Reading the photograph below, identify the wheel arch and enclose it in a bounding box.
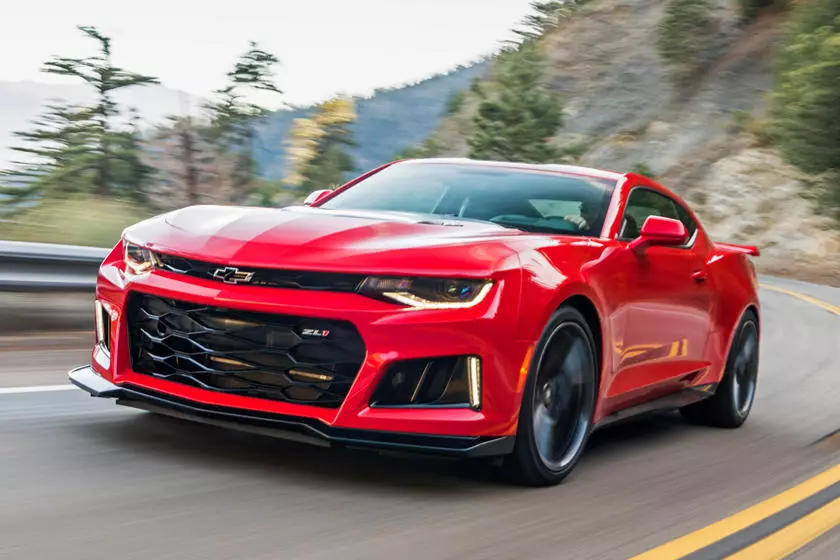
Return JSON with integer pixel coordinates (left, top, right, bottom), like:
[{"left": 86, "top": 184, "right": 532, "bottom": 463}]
[
  {"left": 712, "top": 302, "right": 761, "bottom": 386},
  {"left": 745, "top": 303, "right": 760, "bottom": 330},
  {"left": 559, "top": 294, "right": 604, "bottom": 382}
]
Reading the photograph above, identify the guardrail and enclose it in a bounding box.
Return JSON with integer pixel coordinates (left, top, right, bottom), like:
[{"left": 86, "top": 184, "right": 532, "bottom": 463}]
[{"left": 0, "top": 240, "right": 110, "bottom": 292}]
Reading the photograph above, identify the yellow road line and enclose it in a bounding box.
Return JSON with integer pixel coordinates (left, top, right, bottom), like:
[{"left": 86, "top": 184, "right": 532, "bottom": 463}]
[
  {"left": 725, "top": 497, "right": 840, "bottom": 560},
  {"left": 760, "top": 283, "right": 840, "bottom": 316},
  {"left": 630, "top": 465, "right": 840, "bottom": 559},
  {"left": 634, "top": 283, "right": 840, "bottom": 558}
]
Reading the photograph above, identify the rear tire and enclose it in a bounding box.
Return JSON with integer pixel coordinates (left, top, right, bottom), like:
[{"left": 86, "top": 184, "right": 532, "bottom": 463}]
[
  {"left": 681, "top": 310, "right": 760, "bottom": 428},
  {"left": 501, "top": 306, "right": 598, "bottom": 487}
]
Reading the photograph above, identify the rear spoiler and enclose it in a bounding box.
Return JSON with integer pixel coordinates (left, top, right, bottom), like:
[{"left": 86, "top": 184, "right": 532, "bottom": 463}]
[{"left": 716, "top": 242, "right": 760, "bottom": 257}]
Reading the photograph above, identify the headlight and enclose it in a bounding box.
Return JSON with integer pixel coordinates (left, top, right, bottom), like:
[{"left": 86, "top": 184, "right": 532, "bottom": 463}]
[
  {"left": 357, "top": 276, "right": 492, "bottom": 309},
  {"left": 123, "top": 240, "right": 159, "bottom": 275}
]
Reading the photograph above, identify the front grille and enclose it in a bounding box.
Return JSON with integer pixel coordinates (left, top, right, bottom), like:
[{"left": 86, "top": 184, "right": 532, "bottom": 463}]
[
  {"left": 126, "top": 293, "right": 366, "bottom": 408},
  {"left": 157, "top": 254, "right": 365, "bottom": 292}
]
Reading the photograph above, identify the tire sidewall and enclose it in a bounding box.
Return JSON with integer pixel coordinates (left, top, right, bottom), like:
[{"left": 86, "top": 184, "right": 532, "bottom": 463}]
[
  {"left": 515, "top": 306, "right": 599, "bottom": 483},
  {"left": 723, "top": 310, "right": 760, "bottom": 423}
]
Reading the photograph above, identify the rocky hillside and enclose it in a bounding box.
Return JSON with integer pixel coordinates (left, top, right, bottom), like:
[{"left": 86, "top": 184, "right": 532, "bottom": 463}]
[{"left": 415, "top": 0, "right": 840, "bottom": 283}]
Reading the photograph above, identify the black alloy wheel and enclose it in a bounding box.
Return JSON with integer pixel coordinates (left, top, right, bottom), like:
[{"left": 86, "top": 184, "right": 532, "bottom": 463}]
[
  {"left": 503, "top": 306, "right": 598, "bottom": 486},
  {"left": 731, "top": 319, "right": 759, "bottom": 418},
  {"left": 681, "top": 310, "right": 760, "bottom": 428}
]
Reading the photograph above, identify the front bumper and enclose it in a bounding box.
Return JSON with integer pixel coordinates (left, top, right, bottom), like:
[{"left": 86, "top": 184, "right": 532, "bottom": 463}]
[
  {"left": 69, "top": 365, "right": 515, "bottom": 457},
  {"left": 90, "top": 250, "right": 532, "bottom": 440}
]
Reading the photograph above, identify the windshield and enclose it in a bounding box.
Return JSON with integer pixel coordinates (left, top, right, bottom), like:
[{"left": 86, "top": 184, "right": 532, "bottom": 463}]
[{"left": 318, "top": 162, "right": 617, "bottom": 236}]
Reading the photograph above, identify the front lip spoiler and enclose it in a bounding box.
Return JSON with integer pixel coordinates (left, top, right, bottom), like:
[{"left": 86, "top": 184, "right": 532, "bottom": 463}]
[{"left": 68, "top": 365, "right": 514, "bottom": 458}]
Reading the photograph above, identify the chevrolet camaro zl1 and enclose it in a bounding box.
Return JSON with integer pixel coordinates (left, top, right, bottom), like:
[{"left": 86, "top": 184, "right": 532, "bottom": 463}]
[{"left": 69, "top": 158, "right": 761, "bottom": 486}]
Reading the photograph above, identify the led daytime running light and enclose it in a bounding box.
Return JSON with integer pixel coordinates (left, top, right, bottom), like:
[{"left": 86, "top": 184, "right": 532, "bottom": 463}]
[
  {"left": 467, "top": 356, "right": 482, "bottom": 409},
  {"left": 381, "top": 283, "right": 493, "bottom": 309},
  {"left": 358, "top": 276, "right": 493, "bottom": 309}
]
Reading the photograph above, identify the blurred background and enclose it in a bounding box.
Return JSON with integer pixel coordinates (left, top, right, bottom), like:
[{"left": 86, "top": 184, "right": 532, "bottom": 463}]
[
  {"left": 1, "top": 0, "right": 838, "bottom": 280},
  {"left": 1, "top": 1, "right": 840, "bottom": 558}
]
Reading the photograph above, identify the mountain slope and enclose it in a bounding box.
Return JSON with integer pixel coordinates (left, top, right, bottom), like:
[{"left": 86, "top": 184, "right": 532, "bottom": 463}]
[{"left": 416, "top": 0, "right": 840, "bottom": 282}]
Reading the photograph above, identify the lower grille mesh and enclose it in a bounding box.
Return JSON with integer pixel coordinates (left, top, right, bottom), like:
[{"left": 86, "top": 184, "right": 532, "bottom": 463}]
[{"left": 127, "top": 293, "right": 366, "bottom": 407}]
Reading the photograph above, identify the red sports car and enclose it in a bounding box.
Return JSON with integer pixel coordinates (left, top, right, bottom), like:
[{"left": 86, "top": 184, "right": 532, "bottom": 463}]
[{"left": 69, "top": 158, "right": 761, "bottom": 486}]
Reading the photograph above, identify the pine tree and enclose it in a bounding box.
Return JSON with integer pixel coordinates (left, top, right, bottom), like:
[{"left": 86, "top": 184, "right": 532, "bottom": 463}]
[
  {"left": 205, "top": 42, "right": 283, "bottom": 203},
  {"left": 511, "top": 1, "right": 575, "bottom": 43},
  {"left": 108, "top": 108, "right": 155, "bottom": 203},
  {"left": 0, "top": 103, "right": 98, "bottom": 204},
  {"left": 769, "top": 0, "right": 840, "bottom": 213},
  {"left": 393, "top": 137, "right": 442, "bottom": 160},
  {"left": 467, "top": 42, "right": 562, "bottom": 163},
  {"left": 738, "top": 0, "right": 787, "bottom": 22},
  {"left": 41, "top": 25, "right": 159, "bottom": 196},
  {"left": 656, "top": 0, "right": 719, "bottom": 88}
]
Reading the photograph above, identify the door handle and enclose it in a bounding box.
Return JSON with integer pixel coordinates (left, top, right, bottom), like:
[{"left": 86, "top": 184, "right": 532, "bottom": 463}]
[{"left": 692, "top": 270, "right": 708, "bottom": 283}]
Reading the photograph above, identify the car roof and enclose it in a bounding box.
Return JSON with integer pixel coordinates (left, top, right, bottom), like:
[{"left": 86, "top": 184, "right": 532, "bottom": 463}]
[{"left": 396, "top": 158, "right": 625, "bottom": 183}]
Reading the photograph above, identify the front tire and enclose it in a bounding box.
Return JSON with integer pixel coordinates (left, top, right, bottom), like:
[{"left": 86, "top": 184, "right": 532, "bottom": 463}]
[
  {"left": 681, "top": 310, "right": 760, "bottom": 428},
  {"left": 502, "top": 306, "right": 598, "bottom": 486}
]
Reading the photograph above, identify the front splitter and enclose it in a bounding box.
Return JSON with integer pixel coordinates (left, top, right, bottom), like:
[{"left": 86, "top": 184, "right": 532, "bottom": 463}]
[{"left": 68, "top": 365, "right": 515, "bottom": 458}]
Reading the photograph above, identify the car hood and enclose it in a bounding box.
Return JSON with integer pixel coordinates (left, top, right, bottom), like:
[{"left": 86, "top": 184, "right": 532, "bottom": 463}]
[{"left": 123, "top": 205, "right": 529, "bottom": 276}]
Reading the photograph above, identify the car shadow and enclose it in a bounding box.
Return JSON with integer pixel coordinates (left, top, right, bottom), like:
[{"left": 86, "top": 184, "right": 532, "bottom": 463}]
[
  {"left": 79, "top": 407, "right": 695, "bottom": 492},
  {"left": 585, "top": 411, "right": 692, "bottom": 457}
]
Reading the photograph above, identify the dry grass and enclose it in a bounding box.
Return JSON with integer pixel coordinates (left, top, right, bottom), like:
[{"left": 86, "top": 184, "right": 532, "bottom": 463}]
[{"left": 0, "top": 197, "right": 156, "bottom": 248}]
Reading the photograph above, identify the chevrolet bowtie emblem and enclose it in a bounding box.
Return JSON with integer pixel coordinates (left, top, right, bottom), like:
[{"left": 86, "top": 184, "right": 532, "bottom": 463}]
[{"left": 211, "top": 267, "right": 255, "bottom": 285}]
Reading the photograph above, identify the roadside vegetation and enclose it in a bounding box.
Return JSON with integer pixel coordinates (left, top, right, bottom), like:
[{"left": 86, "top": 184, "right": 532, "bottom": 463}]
[
  {"left": 2, "top": 0, "right": 840, "bottom": 250},
  {"left": 0, "top": 25, "right": 358, "bottom": 246},
  {"left": 769, "top": 0, "right": 840, "bottom": 218},
  {"left": 656, "top": 0, "right": 721, "bottom": 88},
  {"left": 0, "top": 197, "right": 154, "bottom": 247}
]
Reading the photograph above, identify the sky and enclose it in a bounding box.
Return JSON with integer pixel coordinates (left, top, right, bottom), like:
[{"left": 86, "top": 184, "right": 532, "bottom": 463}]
[{"left": 1, "top": 0, "right": 535, "bottom": 107}]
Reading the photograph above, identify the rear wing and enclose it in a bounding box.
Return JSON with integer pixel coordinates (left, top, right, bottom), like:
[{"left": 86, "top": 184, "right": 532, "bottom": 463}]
[{"left": 715, "top": 242, "right": 760, "bottom": 257}]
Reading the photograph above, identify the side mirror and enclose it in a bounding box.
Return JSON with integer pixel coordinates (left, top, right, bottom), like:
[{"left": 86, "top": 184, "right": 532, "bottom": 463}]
[
  {"left": 303, "top": 189, "right": 333, "bottom": 206},
  {"left": 628, "top": 216, "right": 688, "bottom": 252}
]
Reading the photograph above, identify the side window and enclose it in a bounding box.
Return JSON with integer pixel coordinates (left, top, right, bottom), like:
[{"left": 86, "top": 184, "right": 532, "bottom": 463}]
[
  {"left": 674, "top": 202, "right": 698, "bottom": 242},
  {"left": 618, "top": 188, "right": 680, "bottom": 240}
]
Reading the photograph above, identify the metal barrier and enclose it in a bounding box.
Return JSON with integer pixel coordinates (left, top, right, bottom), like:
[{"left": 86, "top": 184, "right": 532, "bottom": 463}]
[{"left": 0, "top": 241, "right": 110, "bottom": 292}]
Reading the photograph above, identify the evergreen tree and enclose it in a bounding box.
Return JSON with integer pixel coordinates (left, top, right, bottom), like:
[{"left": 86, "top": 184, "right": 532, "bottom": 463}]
[
  {"left": 467, "top": 43, "right": 562, "bottom": 163},
  {"left": 445, "top": 91, "right": 466, "bottom": 115},
  {"left": 394, "top": 137, "right": 442, "bottom": 160},
  {"left": 656, "top": 0, "right": 719, "bottom": 88},
  {"left": 205, "top": 41, "right": 283, "bottom": 203},
  {"left": 769, "top": 0, "right": 840, "bottom": 213},
  {"left": 108, "top": 108, "right": 156, "bottom": 203},
  {"left": 738, "top": 0, "right": 787, "bottom": 22},
  {"left": 0, "top": 103, "right": 98, "bottom": 204},
  {"left": 511, "top": 1, "right": 575, "bottom": 43},
  {"left": 41, "top": 25, "right": 159, "bottom": 197}
]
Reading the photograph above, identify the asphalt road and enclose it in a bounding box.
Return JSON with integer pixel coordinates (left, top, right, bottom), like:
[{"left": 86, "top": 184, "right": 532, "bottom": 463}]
[{"left": 0, "top": 280, "right": 838, "bottom": 560}]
